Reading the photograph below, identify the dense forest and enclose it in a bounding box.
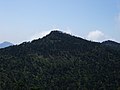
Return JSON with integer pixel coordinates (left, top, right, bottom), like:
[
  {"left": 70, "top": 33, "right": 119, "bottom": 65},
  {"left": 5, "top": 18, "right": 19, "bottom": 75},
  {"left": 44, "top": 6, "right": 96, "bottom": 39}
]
[{"left": 0, "top": 31, "right": 120, "bottom": 90}]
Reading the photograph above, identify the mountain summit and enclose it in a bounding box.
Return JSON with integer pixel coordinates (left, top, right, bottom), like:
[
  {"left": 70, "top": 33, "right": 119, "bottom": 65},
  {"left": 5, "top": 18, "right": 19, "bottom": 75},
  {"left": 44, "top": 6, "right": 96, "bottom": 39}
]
[{"left": 0, "top": 31, "right": 120, "bottom": 90}]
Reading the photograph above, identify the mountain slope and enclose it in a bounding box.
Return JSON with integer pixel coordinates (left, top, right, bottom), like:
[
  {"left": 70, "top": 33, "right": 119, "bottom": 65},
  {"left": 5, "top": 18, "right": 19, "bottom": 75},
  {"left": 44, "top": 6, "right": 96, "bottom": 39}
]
[
  {"left": 0, "top": 41, "right": 13, "bottom": 48},
  {"left": 0, "top": 31, "right": 120, "bottom": 90}
]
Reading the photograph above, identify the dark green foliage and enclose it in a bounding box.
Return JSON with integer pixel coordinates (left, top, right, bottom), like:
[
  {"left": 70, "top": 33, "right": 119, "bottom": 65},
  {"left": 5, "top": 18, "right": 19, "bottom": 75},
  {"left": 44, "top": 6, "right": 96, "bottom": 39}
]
[{"left": 0, "top": 31, "right": 120, "bottom": 90}]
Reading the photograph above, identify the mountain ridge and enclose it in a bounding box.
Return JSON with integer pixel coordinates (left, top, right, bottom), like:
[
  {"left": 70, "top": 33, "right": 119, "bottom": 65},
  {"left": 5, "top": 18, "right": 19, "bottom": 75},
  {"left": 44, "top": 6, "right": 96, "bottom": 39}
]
[
  {"left": 0, "top": 31, "right": 120, "bottom": 90},
  {"left": 0, "top": 41, "right": 13, "bottom": 48}
]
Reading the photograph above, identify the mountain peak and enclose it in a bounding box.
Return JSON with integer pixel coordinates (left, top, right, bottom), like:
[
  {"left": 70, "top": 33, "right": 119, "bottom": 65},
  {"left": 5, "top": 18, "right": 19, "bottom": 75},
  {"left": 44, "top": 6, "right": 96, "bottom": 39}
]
[
  {"left": 50, "top": 30, "right": 63, "bottom": 34},
  {"left": 44, "top": 30, "right": 71, "bottom": 40},
  {"left": 0, "top": 41, "right": 13, "bottom": 48},
  {"left": 48, "top": 30, "right": 65, "bottom": 37}
]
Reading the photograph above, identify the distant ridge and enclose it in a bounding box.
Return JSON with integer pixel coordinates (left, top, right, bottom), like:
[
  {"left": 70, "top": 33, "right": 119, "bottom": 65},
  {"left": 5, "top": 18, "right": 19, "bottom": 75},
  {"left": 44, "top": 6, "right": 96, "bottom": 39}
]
[
  {"left": 102, "top": 40, "right": 120, "bottom": 51},
  {"left": 0, "top": 41, "right": 13, "bottom": 48}
]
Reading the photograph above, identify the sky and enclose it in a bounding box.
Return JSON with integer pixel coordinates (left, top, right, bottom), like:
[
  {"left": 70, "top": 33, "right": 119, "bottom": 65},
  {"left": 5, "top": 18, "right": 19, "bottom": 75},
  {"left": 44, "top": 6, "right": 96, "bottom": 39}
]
[{"left": 0, "top": 0, "right": 120, "bottom": 44}]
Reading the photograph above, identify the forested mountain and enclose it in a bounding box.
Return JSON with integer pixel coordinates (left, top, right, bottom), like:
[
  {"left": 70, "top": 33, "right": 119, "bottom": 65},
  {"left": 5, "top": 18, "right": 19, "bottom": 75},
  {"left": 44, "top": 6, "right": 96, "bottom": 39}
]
[
  {"left": 0, "top": 31, "right": 120, "bottom": 90},
  {"left": 102, "top": 40, "right": 120, "bottom": 51},
  {"left": 0, "top": 41, "right": 13, "bottom": 48}
]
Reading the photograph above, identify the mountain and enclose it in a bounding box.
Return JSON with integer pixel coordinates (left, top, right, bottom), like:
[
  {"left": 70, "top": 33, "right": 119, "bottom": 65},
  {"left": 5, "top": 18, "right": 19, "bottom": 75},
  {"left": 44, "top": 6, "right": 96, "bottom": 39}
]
[
  {"left": 0, "top": 41, "right": 13, "bottom": 48},
  {"left": 102, "top": 40, "right": 120, "bottom": 51},
  {"left": 0, "top": 31, "right": 120, "bottom": 90}
]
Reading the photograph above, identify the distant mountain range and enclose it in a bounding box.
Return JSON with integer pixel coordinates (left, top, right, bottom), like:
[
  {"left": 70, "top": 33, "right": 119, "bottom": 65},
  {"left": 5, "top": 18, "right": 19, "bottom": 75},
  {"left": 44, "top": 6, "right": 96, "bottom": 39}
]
[
  {"left": 0, "top": 41, "right": 13, "bottom": 48},
  {"left": 0, "top": 31, "right": 120, "bottom": 90}
]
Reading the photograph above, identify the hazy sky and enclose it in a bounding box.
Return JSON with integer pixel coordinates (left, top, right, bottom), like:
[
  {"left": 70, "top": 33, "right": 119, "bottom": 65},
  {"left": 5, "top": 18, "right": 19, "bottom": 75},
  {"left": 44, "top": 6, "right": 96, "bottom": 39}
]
[{"left": 0, "top": 0, "right": 120, "bottom": 44}]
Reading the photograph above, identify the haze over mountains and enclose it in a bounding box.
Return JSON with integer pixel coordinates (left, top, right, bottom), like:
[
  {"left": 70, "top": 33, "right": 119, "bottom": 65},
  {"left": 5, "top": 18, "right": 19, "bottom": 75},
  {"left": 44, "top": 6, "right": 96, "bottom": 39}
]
[
  {"left": 0, "top": 31, "right": 120, "bottom": 90},
  {"left": 0, "top": 41, "right": 13, "bottom": 48}
]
